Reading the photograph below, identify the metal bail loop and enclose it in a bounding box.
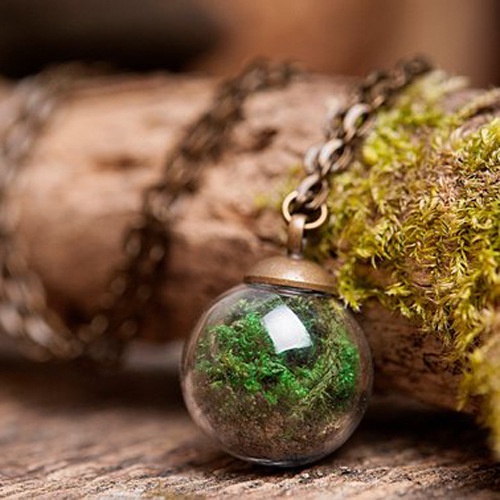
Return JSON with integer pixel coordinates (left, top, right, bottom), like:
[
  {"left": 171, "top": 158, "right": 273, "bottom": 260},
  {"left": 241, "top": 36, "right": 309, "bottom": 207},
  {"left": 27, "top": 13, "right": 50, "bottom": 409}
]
[{"left": 287, "top": 214, "right": 307, "bottom": 258}]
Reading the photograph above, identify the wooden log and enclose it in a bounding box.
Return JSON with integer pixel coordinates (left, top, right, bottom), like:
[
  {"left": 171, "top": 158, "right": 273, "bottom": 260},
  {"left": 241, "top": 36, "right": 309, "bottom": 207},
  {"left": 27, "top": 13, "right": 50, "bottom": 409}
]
[{"left": 6, "top": 72, "right": 492, "bottom": 414}]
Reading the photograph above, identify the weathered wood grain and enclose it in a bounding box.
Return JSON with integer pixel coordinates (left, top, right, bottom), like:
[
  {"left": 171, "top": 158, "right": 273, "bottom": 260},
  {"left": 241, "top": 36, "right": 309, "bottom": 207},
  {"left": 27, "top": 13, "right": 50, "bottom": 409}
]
[{"left": 0, "top": 346, "right": 497, "bottom": 498}]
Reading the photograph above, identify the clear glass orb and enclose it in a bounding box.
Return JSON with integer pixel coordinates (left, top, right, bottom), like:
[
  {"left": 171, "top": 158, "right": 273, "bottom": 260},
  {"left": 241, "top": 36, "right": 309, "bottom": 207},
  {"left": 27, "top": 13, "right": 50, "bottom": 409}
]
[{"left": 181, "top": 283, "right": 373, "bottom": 467}]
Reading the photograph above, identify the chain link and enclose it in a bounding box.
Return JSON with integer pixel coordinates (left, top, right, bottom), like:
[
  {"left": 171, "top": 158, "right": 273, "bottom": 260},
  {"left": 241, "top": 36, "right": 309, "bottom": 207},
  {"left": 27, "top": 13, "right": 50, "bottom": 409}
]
[
  {"left": 0, "top": 60, "right": 297, "bottom": 362},
  {"left": 283, "top": 57, "right": 433, "bottom": 224},
  {"left": 0, "top": 70, "right": 84, "bottom": 360},
  {"left": 0, "top": 58, "right": 432, "bottom": 361}
]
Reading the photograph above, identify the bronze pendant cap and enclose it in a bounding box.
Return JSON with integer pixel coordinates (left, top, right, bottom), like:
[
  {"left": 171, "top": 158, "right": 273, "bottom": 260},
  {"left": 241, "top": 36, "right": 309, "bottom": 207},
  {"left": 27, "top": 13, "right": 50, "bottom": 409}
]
[{"left": 244, "top": 255, "right": 336, "bottom": 294}]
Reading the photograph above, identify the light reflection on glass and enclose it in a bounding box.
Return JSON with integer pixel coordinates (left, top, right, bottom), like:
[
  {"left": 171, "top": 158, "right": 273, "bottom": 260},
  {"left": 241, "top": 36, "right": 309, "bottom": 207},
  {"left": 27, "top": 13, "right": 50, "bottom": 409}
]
[{"left": 263, "top": 304, "right": 312, "bottom": 354}]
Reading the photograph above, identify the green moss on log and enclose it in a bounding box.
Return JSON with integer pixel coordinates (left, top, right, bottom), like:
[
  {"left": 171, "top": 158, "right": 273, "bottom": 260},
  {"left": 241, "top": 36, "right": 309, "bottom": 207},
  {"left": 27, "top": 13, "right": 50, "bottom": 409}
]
[{"left": 296, "top": 72, "right": 500, "bottom": 455}]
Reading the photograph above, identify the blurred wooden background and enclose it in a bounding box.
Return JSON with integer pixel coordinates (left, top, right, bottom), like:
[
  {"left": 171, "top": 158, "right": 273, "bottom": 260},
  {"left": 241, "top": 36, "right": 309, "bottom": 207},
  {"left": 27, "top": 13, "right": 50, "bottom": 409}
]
[{"left": 0, "top": 0, "right": 498, "bottom": 85}]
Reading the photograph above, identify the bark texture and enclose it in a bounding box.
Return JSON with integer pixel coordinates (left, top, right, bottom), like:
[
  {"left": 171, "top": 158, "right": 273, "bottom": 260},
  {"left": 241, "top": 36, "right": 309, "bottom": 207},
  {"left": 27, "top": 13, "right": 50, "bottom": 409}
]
[{"left": 5, "top": 72, "right": 487, "bottom": 416}]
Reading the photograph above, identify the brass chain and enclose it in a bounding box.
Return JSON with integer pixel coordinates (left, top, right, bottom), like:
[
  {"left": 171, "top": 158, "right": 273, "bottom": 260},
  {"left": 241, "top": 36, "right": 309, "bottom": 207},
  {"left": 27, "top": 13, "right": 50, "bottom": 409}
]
[
  {"left": 282, "top": 57, "right": 433, "bottom": 228},
  {"left": 0, "top": 60, "right": 297, "bottom": 362},
  {"left": 0, "top": 69, "right": 84, "bottom": 360}
]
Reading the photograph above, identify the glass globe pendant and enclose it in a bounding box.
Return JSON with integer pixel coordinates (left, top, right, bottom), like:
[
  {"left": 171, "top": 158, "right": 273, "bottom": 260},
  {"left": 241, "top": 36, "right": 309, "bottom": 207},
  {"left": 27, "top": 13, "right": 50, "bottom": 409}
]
[
  {"left": 181, "top": 214, "right": 373, "bottom": 467},
  {"left": 179, "top": 57, "right": 433, "bottom": 466}
]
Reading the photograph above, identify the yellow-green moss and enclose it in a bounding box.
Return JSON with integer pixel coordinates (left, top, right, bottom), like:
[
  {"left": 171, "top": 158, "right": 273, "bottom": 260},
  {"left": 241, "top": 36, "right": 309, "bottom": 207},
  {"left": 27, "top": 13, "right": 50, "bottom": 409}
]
[{"left": 292, "top": 71, "right": 500, "bottom": 455}]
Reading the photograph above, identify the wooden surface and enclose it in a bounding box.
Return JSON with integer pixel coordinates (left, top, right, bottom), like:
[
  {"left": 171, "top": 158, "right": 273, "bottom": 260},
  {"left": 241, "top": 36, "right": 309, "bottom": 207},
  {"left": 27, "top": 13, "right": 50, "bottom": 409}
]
[{"left": 0, "top": 344, "right": 498, "bottom": 499}]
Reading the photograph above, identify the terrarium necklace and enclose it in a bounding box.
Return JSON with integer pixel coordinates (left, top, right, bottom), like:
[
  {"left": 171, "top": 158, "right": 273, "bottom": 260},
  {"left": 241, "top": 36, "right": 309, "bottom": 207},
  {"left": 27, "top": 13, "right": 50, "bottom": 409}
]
[
  {"left": 0, "top": 57, "right": 429, "bottom": 464},
  {"left": 181, "top": 57, "right": 433, "bottom": 467}
]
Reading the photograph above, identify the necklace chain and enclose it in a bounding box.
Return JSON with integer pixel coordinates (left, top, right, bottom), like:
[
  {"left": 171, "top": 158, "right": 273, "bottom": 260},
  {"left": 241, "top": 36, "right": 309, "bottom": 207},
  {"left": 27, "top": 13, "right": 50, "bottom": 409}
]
[
  {"left": 0, "top": 58, "right": 432, "bottom": 362},
  {"left": 282, "top": 57, "right": 432, "bottom": 229},
  {"left": 0, "top": 61, "right": 296, "bottom": 362}
]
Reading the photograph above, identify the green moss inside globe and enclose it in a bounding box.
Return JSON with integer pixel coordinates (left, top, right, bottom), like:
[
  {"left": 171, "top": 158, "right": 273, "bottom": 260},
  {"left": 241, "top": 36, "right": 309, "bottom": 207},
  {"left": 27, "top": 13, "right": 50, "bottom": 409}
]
[{"left": 181, "top": 284, "right": 372, "bottom": 467}]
